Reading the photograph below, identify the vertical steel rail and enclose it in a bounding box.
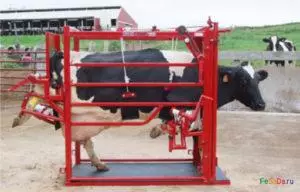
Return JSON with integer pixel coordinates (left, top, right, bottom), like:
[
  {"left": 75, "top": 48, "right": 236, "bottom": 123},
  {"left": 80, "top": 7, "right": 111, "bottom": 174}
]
[
  {"left": 210, "top": 22, "right": 219, "bottom": 181},
  {"left": 201, "top": 27, "right": 213, "bottom": 182},
  {"left": 192, "top": 36, "right": 205, "bottom": 169},
  {"left": 45, "top": 33, "right": 51, "bottom": 98},
  {"left": 54, "top": 35, "right": 61, "bottom": 52},
  {"left": 73, "top": 37, "right": 80, "bottom": 52},
  {"left": 207, "top": 26, "right": 216, "bottom": 183},
  {"left": 55, "top": 35, "right": 63, "bottom": 98},
  {"left": 73, "top": 37, "right": 81, "bottom": 165},
  {"left": 63, "top": 26, "right": 73, "bottom": 184}
]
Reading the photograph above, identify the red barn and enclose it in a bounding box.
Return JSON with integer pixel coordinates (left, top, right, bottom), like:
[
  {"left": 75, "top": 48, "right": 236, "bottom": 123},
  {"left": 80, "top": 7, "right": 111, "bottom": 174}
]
[{"left": 0, "top": 6, "right": 138, "bottom": 35}]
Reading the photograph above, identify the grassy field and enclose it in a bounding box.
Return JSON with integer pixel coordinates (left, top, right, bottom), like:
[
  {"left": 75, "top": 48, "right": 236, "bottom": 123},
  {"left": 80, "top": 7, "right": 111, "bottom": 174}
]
[
  {"left": 1, "top": 22, "right": 299, "bottom": 67},
  {"left": 219, "top": 22, "right": 300, "bottom": 51},
  {"left": 1, "top": 22, "right": 299, "bottom": 50},
  {"left": 0, "top": 35, "right": 45, "bottom": 48}
]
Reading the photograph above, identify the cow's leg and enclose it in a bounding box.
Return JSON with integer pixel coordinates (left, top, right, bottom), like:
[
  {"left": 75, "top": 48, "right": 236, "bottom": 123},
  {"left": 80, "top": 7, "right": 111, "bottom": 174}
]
[
  {"left": 288, "top": 60, "right": 296, "bottom": 67},
  {"left": 150, "top": 124, "right": 163, "bottom": 138},
  {"left": 150, "top": 114, "right": 203, "bottom": 138},
  {"left": 265, "top": 60, "right": 269, "bottom": 66},
  {"left": 138, "top": 111, "right": 167, "bottom": 138},
  {"left": 83, "top": 139, "right": 109, "bottom": 171},
  {"left": 12, "top": 96, "right": 40, "bottom": 128},
  {"left": 150, "top": 122, "right": 168, "bottom": 138},
  {"left": 12, "top": 112, "right": 31, "bottom": 128}
]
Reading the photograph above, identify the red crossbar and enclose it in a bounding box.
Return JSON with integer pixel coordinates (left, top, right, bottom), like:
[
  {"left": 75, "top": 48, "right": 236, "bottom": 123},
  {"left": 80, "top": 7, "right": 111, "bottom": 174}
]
[
  {"left": 3, "top": 76, "right": 32, "bottom": 92},
  {"left": 72, "top": 82, "right": 203, "bottom": 87},
  {"left": 69, "top": 31, "right": 199, "bottom": 40},
  {"left": 72, "top": 62, "right": 195, "bottom": 67},
  {"left": 21, "top": 109, "right": 62, "bottom": 121},
  {"left": 0, "top": 50, "right": 45, "bottom": 54},
  {"left": 0, "top": 60, "right": 45, "bottom": 63},
  {"left": 71, "top": 106, "right": 162, "bottom": 126},
  {"left": 0, "top": 68, "right": 45, "bottom": 71},
  {"left": 72, "top": 102, "right": 197, "bottom": 107}
]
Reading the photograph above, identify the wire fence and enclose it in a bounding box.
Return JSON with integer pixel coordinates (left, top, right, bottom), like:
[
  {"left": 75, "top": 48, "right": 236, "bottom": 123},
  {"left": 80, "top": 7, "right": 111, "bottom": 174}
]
[
  {"left": 1, "top": 46, "right": 299, "bottom": 109},
  {"left": 0, "top": 49, "right": 46, "bottom": 104}
]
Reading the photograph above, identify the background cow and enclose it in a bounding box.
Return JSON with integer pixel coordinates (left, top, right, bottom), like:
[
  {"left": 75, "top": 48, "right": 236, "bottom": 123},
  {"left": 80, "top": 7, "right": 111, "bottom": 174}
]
[
  {"left": 12, "top": 49, "right": 268, "bottom": 171},
  {"left": 262, "top": 36, "right": 296, "bottom": 66}
]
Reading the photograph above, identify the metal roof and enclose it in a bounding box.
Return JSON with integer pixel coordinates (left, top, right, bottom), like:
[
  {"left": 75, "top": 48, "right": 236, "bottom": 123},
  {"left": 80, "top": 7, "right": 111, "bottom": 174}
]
[
  {"left": 0, "top": 6, "right": 121, "bottom": 13},
  {"left": 0, "top": 6, "right": 122, "bottom": 26}
]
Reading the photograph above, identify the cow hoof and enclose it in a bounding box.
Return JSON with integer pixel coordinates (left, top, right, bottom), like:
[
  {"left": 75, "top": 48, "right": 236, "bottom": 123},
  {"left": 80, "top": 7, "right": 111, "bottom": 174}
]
[
  {"left": 150, "top": 127, "right": 162, "bottom": 139},
  {"left": 94, "top": 163, "right": 109, "bottom": 172},
  {"left": 12, "top": 117, "right": 20, "bottom": 128}
]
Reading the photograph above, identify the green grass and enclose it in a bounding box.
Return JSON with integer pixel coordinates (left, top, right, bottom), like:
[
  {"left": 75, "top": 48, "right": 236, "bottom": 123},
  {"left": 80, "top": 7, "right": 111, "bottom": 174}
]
[
  {"left": 219, "top": 22, "right": 300, "bottom": 51},
  {"left": 0, "top": 35, "right": 45, "bottom": 47},
  {"left": 1, "top": 22, "right": 299, "bottom": 51},
  {"left": 0, "top": 61, "right": 23, "bottom": 68},
  {"left": 1, "top": 22, "right": 299, "bottom": 68}
]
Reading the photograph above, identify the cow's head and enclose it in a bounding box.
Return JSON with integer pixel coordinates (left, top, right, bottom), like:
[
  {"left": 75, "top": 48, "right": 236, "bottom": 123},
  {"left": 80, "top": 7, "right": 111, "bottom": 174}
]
[
  {"left": 49, "top": 51, "right": 64, "bottom": 89},
  {"left": 262, "top": 36, "right": 286, "bottom": 51},
  {"left": 220, "top": 62, "right": 268, "bottom": 110}
]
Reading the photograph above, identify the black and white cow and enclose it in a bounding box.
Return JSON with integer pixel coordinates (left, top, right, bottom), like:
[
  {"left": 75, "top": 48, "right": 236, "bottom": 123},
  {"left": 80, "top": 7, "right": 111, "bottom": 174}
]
[
  {"left": 12, "top": 48, "right": 268, "bottom": 171},
  {"left": 149, "top": 60, "right": 268, "bottom": 137},
  {"left": 262, "top": 36, "right": 296, "bottom": 66}
]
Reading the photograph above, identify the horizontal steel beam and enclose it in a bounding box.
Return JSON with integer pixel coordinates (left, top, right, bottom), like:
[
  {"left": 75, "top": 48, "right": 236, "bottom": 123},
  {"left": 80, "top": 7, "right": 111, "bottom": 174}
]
[{"left": 219, "top": 51, "right": 300, "bottom": 60}]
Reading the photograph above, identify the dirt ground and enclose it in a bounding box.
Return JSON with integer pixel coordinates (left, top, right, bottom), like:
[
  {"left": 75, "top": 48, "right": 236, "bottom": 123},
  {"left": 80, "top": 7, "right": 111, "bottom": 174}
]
[{"left": 1, "top": 105, "right": 300, "bottom": 192}]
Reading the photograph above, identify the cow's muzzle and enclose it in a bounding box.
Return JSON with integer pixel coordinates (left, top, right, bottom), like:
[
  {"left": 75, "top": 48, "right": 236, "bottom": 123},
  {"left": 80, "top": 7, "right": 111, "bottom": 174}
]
[{"left": 251, "top": 102, "right": 266, "bottom": 111}]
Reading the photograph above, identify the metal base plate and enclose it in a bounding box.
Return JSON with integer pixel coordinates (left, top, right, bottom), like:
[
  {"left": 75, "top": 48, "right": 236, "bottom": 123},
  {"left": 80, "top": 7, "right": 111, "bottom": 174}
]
[{"left": 68, "top": 162, "right": 230, "bottom": 186}]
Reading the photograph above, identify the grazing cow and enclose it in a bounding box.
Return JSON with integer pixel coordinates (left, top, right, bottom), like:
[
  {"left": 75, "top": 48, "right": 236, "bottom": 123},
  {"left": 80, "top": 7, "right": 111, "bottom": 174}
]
[
  {"left": 262, "top": 36, "right": 296, "bottom": 66},
  {"left": 12, "top": 48, "right": 268, "bottom": 171}
]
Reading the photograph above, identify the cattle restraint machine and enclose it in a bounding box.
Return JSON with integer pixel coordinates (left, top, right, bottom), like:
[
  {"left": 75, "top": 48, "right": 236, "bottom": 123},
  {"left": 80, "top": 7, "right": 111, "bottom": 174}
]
[{"left": 6, "top": 19, "right": 230, "bottom": 186}]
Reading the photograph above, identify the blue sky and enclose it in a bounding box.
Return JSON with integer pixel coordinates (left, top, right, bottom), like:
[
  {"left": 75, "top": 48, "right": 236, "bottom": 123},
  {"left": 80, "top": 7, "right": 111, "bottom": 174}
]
[{"left": 2, "top": 0, "right": 299, "bottom": 28}]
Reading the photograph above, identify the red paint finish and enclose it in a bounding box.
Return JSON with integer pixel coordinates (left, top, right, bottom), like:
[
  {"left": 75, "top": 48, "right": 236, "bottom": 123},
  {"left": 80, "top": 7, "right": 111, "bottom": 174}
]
[
  {"left": 93, "top": 18, "right": 101, "bottom": 31},
  {"left": 5, "top": 21, "right": 230, "bottom": 186},
  {"left": 62, "top": 22, "right": 228, "bottom": 185},
  {"left": 73, "top": 37, "right": 81, "bottom": 165},
  {"left": 117, "top": 8, "right": 138, "bottom": 28}
]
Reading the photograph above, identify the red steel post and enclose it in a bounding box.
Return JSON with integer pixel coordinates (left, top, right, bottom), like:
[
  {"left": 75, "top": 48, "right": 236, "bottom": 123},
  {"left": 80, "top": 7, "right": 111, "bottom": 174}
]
[
  {"left": 73, "top": 37, "right": 81, "bottom": 165},
  {"left": 210, "top": 22, "right": 219, "bottom": 181},
  {"left": 63, "top": 26, "right": 73, "bottom": 184},
  {"left": 201, "top": 27, "right": 213, "bottom": 182},
  {"left": 45, "top": 33, "right": 51, "bottom": 98}
]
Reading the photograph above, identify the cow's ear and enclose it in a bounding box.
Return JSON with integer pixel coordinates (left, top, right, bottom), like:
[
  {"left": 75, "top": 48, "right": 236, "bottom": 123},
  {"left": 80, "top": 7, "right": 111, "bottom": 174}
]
[
  {"left": 220, "top": 72, "right": 233, "bottom": 83},
  {"left": 57, "top": 51, "right": 64, "bottom": 59},
  {"left": 262, "top": 38, "right": 269, "bottom": 43},
  {"left": 256, "top": 70, "right": 268, "bottom": 81},
  {"left": 222, "top": 74, "right": 229, "bottom": 83},
  {"left": 279, "top": 37, "right": 286, "bottom": 42},
  {"left": 219, "top": 68, "right": 233, "bottom": 84},
  {"left": 240, "top": 61, "right": 250, "bottom": 66}
]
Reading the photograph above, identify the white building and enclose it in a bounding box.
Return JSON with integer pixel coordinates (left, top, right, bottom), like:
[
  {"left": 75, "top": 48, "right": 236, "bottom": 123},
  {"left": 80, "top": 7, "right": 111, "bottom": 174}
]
[{"left": 0, "top": 6, "right": 138, "bottom": 35}]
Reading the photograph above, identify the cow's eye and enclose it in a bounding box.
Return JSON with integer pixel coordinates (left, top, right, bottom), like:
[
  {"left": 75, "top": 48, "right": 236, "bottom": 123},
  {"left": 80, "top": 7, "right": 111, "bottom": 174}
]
[
  {"left": 239, "top": 79, "right": 248, "bottom": 90},
  {"left": 240, "top": 79, "right": 247, "bottom": 85}
]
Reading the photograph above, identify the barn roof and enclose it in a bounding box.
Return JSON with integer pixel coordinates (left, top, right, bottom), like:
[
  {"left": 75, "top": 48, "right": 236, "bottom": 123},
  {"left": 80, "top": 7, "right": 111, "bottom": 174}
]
[{"left": 0, "top": 6, "right": 121, "bottom": 25}]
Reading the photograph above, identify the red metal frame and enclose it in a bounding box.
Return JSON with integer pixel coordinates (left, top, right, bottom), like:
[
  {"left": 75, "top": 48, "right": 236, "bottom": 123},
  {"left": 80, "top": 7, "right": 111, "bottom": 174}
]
[
  {"left": 5, "top": 20, "right": 230, "bottom": 186},
  {"left": 62, "top": 21, "right": 229, "bottom": 186}
]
